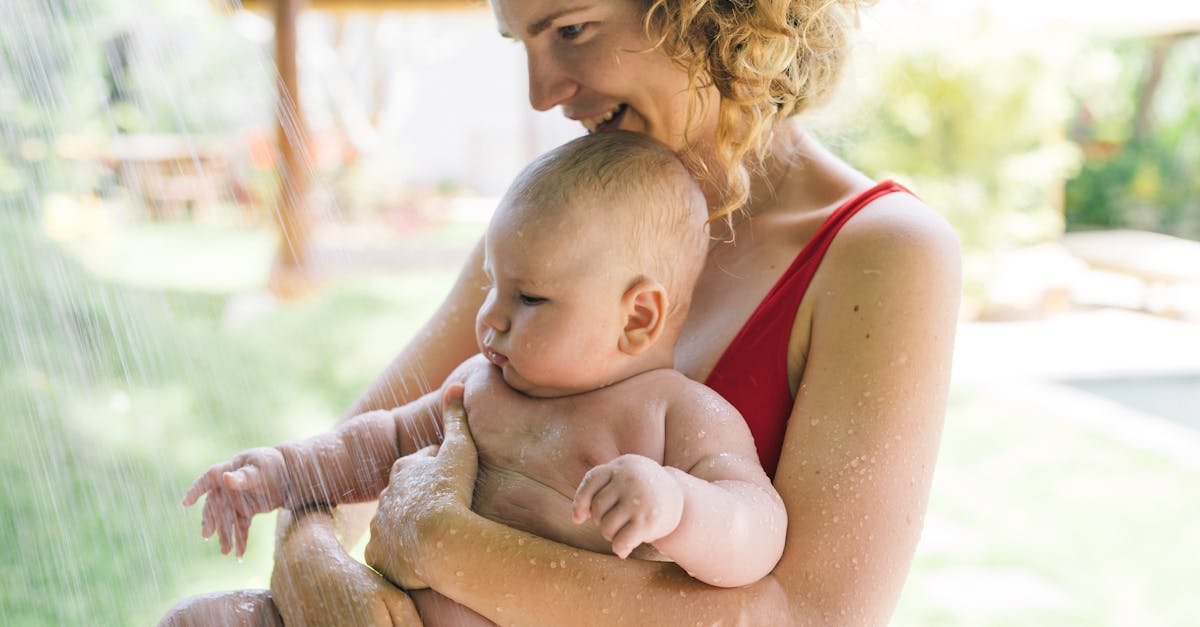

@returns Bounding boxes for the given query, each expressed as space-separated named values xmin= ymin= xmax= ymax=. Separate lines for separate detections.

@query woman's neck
xmin=702 ymin=123 xmax=805 ymax=241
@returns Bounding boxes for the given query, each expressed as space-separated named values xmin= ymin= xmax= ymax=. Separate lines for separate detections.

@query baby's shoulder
xmin=448 ymin=354 xmax=506 ymax=406
xmin=628 ymin=369 xmax=739 ymax=421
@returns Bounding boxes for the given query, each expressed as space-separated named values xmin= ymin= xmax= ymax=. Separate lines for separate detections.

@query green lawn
xmin=2 ymin=215 xmax=1197 ymax=625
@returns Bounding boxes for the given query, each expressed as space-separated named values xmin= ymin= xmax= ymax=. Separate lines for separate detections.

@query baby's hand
xmin=181 ymin=447 xmax=287 ymax=558
xmin=571 ymin=454 xmax=684 ymax=559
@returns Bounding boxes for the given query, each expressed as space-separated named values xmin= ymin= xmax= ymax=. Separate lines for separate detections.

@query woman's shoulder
xmin=825 ymin=185 xmax=961 ymax=279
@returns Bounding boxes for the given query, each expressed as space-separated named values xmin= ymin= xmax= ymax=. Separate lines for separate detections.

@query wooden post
xmin=268 ymin=0 xmax=315 ymax=298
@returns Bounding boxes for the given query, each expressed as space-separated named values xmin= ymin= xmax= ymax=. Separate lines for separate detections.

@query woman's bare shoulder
xmin=816 ymin=189 xmax=961 ymax=296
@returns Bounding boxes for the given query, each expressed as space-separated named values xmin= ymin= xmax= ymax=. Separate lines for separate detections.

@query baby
xmin=183 ymin=131 xmax=786 ymax=624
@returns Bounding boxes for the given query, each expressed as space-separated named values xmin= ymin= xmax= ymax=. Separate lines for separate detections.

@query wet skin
xmin=454 ymin=353 xmax=731 ymax=560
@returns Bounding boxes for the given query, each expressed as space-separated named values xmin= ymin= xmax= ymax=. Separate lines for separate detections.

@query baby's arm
xmin=573 ymin=382 xmax=786 ymax=588
xmin=182 ymin=387 xmax=446 ymax=556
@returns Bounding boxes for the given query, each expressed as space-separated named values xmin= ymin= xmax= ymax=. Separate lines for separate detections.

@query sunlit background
xmin=2 ymin=0 xmax=1199 ymax=624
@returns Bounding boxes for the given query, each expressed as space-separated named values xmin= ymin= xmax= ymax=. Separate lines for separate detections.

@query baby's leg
xmin=410 ymin=589 xmax=493 ymax=627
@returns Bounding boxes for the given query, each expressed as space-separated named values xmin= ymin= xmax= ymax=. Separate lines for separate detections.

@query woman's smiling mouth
xmin=581 ymin=103 xmax=628 ymax=133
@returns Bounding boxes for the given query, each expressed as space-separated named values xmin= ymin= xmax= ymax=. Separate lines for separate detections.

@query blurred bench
xmin=102 ymin=134 xmax=232 ymax=220
xmin=1062 ymin=229 xmax=1200 ymax=317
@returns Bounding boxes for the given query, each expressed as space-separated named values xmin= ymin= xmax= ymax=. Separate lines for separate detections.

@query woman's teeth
xmin=584 ymin=104 xmax=626 ymax=133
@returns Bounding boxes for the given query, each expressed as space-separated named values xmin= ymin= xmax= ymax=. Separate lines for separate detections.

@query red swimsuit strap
xmin=704 ymin=179 xmax=912 ymax=478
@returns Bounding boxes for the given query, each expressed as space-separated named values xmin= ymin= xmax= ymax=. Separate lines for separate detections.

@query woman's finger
xmin=572 ymin=466 xmax=613 ymax=523
xmin=437 ymin=384 xmax=476 ymax=467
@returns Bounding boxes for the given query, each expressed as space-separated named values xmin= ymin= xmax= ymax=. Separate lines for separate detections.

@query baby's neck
xmin=606 ymin=341 xmax=677 ymax=385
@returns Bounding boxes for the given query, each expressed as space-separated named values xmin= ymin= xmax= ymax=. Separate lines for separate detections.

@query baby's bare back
xmin=457 ymin=356 xmax=694 ymax=557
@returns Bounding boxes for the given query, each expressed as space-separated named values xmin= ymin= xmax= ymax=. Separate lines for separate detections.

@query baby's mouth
xmin=583 ymin=103 xmax=628 ymax=134
xmin=484 ymin=348 xmax=508 ymax=367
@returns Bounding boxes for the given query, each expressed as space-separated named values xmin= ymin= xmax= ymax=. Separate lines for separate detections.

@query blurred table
xmin=101 ymin=134 xmax=232 ymax=220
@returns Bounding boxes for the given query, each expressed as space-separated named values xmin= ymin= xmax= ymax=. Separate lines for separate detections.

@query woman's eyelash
xmin=519 ymin=293 xmax=547 ymax=305
xmin=557 ymin=23 xmax=588 ymax=40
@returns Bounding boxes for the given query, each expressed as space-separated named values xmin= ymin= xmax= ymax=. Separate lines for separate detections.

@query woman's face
xmin=491 ymin=0 xmax=719 ymax=151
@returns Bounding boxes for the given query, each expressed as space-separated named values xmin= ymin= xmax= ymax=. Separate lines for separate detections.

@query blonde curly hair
xmin=642 ymin=0 xmax=871 ymax=222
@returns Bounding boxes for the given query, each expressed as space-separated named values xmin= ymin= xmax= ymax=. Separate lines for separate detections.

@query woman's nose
xmin=526 ymin=50 xmax=577 ymax=111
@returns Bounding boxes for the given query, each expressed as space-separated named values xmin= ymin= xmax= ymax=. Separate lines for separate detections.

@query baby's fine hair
xmin=501 ymin=131 xmax=709 ymax=318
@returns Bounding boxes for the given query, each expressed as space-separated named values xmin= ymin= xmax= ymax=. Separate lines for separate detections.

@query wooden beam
xmin=267 ymin=0 xmax=315 ymax=298
xmin=239 ymin=0 xmax=485 ymax=12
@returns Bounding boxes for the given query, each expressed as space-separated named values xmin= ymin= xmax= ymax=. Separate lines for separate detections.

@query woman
xmin=162 ymin=0 xmax=960 ymax=624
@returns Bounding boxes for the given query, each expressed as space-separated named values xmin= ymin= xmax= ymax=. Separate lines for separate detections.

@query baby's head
xmin=477 ymin=131 xmax=708 ymax=398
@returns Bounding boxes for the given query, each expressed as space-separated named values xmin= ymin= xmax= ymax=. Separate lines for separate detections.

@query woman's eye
xmin=557 ymin=23 xmax=587 ymax=40
xmin=518 ymin=293 xmax=547 ymax=306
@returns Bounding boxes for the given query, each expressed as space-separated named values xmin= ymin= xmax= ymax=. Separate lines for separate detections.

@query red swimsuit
xmin=704 ymin=180 xmax=911 ymax=478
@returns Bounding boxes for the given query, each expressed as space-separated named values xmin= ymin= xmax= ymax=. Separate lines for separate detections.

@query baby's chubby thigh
xmin=410 ymin=589 xmax=494 ymax=627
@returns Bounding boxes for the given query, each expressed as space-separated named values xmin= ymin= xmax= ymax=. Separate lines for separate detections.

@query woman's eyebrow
xmin=499 ymin=5 xmax=593 ymax=39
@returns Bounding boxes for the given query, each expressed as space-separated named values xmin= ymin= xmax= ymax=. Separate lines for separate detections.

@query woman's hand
xmin=270 ymin=509 xmax=421 ymax=627
xmin=365 ymin=384 xmax=478 ymax=590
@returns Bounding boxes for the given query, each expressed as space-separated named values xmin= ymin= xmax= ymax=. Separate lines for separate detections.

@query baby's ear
xmin=619 ymin=277 xmax=668 ymax=355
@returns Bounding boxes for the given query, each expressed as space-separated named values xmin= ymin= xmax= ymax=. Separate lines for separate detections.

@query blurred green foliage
xmin=0 ymin=0 xmax=270 ymax=210
xmin=1064 ymin=35 xmax=1200 ymax=237
xmin=0 ymin=213 xmax=457 ymax=624
xmin=832 ymin=48 xmax=1080 ymax=301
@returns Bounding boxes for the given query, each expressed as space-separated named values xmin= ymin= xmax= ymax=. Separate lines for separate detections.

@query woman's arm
xmin=270 ymin=239 xmax=487 ymax=621
xmin=369 ymin=197 xmax=961 ymax=626
xmin=270 ymin=508 xmax=422 ymax=627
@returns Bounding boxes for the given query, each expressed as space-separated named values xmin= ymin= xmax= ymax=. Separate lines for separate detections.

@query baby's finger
xmin=585 ymin=483 xmax=623 ymax=526
xmin=201 ymin=494 xmax=219 ymax=539
xmin=234 ymin=509 xmax=250 ymax=559
xmin=223 ymin=467 xmax=256 ymax=490
xmin=218 ymin=504 xmax=234 ymax=555
xmin=598 ymin=501 xmax=634 ymax=542
xmin=181 ymin=473 xmax=215 ymax=507
xmin=572 ymin=466 xmax=613 ymax=523
xmin=610 ymin=522 xmax=644 ymax=559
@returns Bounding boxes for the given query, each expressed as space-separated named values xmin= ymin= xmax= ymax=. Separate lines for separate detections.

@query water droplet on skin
xmin=517 ymin=538 xmax=525 ymax=545
xmin=436 ymin=541 xmax=444 ymax=549
xmin=456 ymin=571 xmax=464 ymax=577
xmin=529 ymin=558 xmax=537 ymax=565
xmin=697 ymin=430 xmax=706 ymax=439
xmin=601 ymin=608 xmax=610 ymax=615
xmin=680 ymin=590 xmax=687 ymax=597
xmin=849 ymin=458 xmax=860 ymax=468
xmin=810 ymin=418 xmax=820 ymax=426
xmin=450 ymin=528 xmax=458 ymax=535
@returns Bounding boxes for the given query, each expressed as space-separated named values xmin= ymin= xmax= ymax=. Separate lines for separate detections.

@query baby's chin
xmin=499 ymin=364 xmax=589 ymax=399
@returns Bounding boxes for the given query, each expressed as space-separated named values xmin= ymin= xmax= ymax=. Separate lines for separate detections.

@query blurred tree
xmin=831 ymin=48 xmax=1080 ymax=299
xmin=1065 ymin=34 xmax=1200 ymax=237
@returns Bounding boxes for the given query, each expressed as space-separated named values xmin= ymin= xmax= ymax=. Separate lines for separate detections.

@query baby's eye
xmin=557 ymin=23 xmax=588 ymax=40
xmin=518 ymin=293 xmax=548 ymax=306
